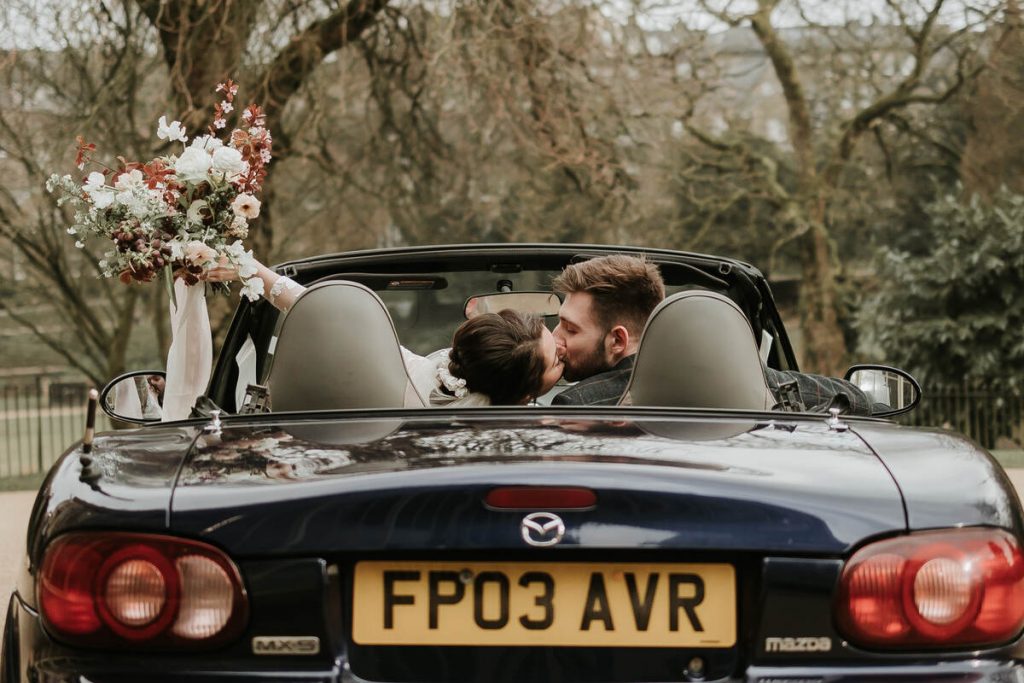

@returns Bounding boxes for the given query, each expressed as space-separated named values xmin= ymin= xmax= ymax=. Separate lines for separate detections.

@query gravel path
xmin=0 ymin=491 xmax=36 ymax=600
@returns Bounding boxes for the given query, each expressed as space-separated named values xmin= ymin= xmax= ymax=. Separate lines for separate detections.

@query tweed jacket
xmin=550 ymin=355 xmax=870 ymax=415
xmin=550 ymin=356 xmax=635 ymax=407
xmin=764 ymin=367 xmax=872 ymax=416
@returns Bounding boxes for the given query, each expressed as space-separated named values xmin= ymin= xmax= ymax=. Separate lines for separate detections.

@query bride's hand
xmin=202 ymin=257 xmax=240 ymax=283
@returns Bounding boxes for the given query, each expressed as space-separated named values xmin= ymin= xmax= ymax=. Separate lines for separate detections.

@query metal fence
xmin=902 ymin=385 xmax=1024 ymax=450
xmin=0 ymin=380 xmax=110 ymax=479
xmin=0 ymin=380 xmax=1021 ymax=480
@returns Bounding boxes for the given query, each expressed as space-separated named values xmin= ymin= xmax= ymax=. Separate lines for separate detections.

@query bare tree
xmin=684 ymin=0 xmax=1002 ymax=373
xmin=0 ymin=0 xmax=389 ymax=383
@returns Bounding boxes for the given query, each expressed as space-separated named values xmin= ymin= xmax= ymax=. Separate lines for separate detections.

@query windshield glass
xmin=375 ymin=270 xmax=560 ymax=354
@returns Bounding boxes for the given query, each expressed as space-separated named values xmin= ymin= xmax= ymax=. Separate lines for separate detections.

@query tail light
xmin=836 ymin=528 xmax=1024 ymax=649
xmin=39 ymin=532 xmax=247 ymax=649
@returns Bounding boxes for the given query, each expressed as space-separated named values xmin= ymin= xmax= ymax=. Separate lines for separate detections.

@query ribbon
xmin=162 ymin=279 xmax=212 ymax=421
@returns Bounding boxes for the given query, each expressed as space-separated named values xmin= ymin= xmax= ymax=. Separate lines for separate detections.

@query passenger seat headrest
xmin=268 ymin=281 xmax=426 ymax=411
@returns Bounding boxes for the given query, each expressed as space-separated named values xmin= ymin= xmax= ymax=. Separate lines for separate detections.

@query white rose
xmin=190 ymin=134 xmax=223 ymax=153
xmin=231 ymin=193 xmax=261 ymax=219
xmin=174 ymin=147 xmax=212 ymax=183
xmin=211 ymin=146 xmax=246 ymax=178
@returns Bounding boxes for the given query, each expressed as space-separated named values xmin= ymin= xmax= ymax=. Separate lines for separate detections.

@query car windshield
xmin=374 ymin=269 xmax=561 ymax=355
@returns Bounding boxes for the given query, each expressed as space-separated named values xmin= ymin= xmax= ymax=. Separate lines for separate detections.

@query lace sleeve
xmin=267 ymin=276 xmax=304 ymax=312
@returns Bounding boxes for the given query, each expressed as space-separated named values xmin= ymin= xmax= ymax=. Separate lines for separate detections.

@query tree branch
xmin=255 ymin=0 xmax=391 ymax=135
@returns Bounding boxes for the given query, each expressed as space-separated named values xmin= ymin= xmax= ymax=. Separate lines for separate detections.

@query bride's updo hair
xmin=449 ymin=310 xmax=547 ymax=405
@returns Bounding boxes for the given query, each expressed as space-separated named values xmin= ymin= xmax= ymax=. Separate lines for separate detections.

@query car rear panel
xmin=17 ymin=414 xmax=1024 ymax=681
xmin=155 ymin=415 xmax=909 ymax=681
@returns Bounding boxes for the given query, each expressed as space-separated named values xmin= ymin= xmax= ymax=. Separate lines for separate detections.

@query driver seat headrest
xmin=621 ymin=290 xmax=774 ymax=410
xmin=268 ymin=281 xmax=426 ymax=411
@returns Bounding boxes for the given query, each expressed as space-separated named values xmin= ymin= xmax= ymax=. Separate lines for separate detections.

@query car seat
xmin=268 ymin=281 xmax=427 ymax=410
xmin=621 ymin=290 xmax=774 ymax=410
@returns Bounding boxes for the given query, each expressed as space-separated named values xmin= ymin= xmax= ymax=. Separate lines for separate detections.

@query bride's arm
xmin=205 ymin=260 xmax=305 ymax=312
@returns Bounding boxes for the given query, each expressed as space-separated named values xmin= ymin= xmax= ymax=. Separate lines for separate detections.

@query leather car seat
xmin=621 ymin=290 xmax=774 ymax=410
xmin=268 ymin=281 xmax=427 ymax=410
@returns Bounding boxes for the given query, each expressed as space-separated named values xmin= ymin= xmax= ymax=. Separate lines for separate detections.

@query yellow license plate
xmin=352 ymin=561 xmax=735 ymax=647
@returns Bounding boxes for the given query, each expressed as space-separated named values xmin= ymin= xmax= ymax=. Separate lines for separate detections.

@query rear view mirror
xmin=99 ymin=371 xmax=167 ymax=424
xmin=844 ymin=364 xmax=921 ymax=417
xmin=464 ymin=292 xmax=561 ymax=319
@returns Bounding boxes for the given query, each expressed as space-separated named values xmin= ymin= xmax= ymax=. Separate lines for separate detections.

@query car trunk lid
xmin=169 ymin=414 xmax=905 ymax=556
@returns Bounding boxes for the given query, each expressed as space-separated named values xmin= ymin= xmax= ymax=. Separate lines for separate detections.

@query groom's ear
xmin=607 ymin=325 xmax=630 ymax=356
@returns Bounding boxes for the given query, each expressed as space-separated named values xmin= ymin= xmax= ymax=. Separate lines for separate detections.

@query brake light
xmin=836 ymin=528 xmax=1024 ymax=648
xmin=485 ymin=486 xmax=597 ymax=510
xmin=39 ymin=532 xmax=247 ymax=649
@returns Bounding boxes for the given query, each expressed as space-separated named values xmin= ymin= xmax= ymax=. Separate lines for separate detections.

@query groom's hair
xmin=552 ymin=254 xmax=665 ymax=338
xmin=450 ymin=310 xmax=546 ymax=405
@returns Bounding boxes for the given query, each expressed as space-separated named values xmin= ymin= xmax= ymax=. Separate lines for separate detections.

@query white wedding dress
xmin=401 ymin=347 xmax=491 ymax=408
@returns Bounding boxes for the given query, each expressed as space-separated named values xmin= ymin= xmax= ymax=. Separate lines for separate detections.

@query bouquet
xmin=47 ymin=80 xmax=270 ymax=303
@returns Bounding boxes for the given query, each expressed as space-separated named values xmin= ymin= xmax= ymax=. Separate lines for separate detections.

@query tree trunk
xmin=137 ymin=0 xmax=261 ymax=133
xmin=797 ymin=221 xmax=847 ymax=375
xmin=750 ymin=4 xmax=848 ymax=375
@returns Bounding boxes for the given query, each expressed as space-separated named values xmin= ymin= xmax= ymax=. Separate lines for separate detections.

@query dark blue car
xmin=3 ymin=244 xmax=1021 ymax=682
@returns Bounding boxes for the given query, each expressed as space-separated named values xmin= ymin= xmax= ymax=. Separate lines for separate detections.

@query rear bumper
xmin=9 ymin=593 xmax=1024 ymax=683
xmin=25 ymin=662 xmax=1024 ymax=683
xmin=744 ymin=662 xmax=1024 ymax=682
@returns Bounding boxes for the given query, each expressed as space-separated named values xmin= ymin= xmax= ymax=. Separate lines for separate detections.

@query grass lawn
xmin=0 ymin=472 xmax=44 ymax=492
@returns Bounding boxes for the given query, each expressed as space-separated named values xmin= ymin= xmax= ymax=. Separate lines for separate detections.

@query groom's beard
xmin=563 ymin=335 xmax=612 ymax=382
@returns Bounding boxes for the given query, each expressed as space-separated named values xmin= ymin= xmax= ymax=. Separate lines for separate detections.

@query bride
xmin=206 ymin=259 xmax=564 ymax=406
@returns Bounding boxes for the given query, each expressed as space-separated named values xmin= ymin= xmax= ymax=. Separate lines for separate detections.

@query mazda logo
xmin=521 ymin=512 xmax=565 ymax=547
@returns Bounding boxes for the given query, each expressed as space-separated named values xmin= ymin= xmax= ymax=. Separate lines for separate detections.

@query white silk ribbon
xmin=162 ymin=279 xmax=212 ymax=421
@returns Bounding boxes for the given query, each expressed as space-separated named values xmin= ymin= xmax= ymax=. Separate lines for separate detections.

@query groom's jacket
xmin=551 ymin=355 xmax=871 ymax=415
xmin=551 ymin=356 xmax=635 ymax=407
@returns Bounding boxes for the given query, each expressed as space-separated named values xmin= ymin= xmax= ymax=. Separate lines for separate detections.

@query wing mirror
xmin=98 ymin=371 xmax=166 ymax=424
xmin=464 ymin=292 xmax=561 ymax=319
xmin=843 ymin=364 xmax=921 ymax=417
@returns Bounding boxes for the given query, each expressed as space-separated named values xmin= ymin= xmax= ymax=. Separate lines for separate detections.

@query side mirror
xmin=843 ymin=364 xmax=921 ymax=417
xmin=99 ymin=371 xmax=167 ymax=424
xmin=464 ymin=292 xmax=561 ymax=319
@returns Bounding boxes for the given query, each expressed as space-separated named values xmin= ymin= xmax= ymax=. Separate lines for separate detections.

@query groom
xmin=549 ymin=254 xmax=871 ymax=413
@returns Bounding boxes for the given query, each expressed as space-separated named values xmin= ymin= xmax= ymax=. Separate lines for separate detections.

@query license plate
xmin=351 ymin=561 xmax=735 ymax=647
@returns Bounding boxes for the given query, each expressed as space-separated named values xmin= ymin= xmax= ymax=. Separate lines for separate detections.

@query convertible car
xmin=3 ymin=243 xmax=1021 ymax=683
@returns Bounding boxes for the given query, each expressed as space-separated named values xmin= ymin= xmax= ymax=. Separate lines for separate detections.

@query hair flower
xmin=436 ymin=349 xmax=469 ymax=398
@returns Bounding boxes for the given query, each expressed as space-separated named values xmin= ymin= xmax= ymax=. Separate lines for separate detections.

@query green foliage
xmin=857 ymin=188 xmax=1024 ymax=393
